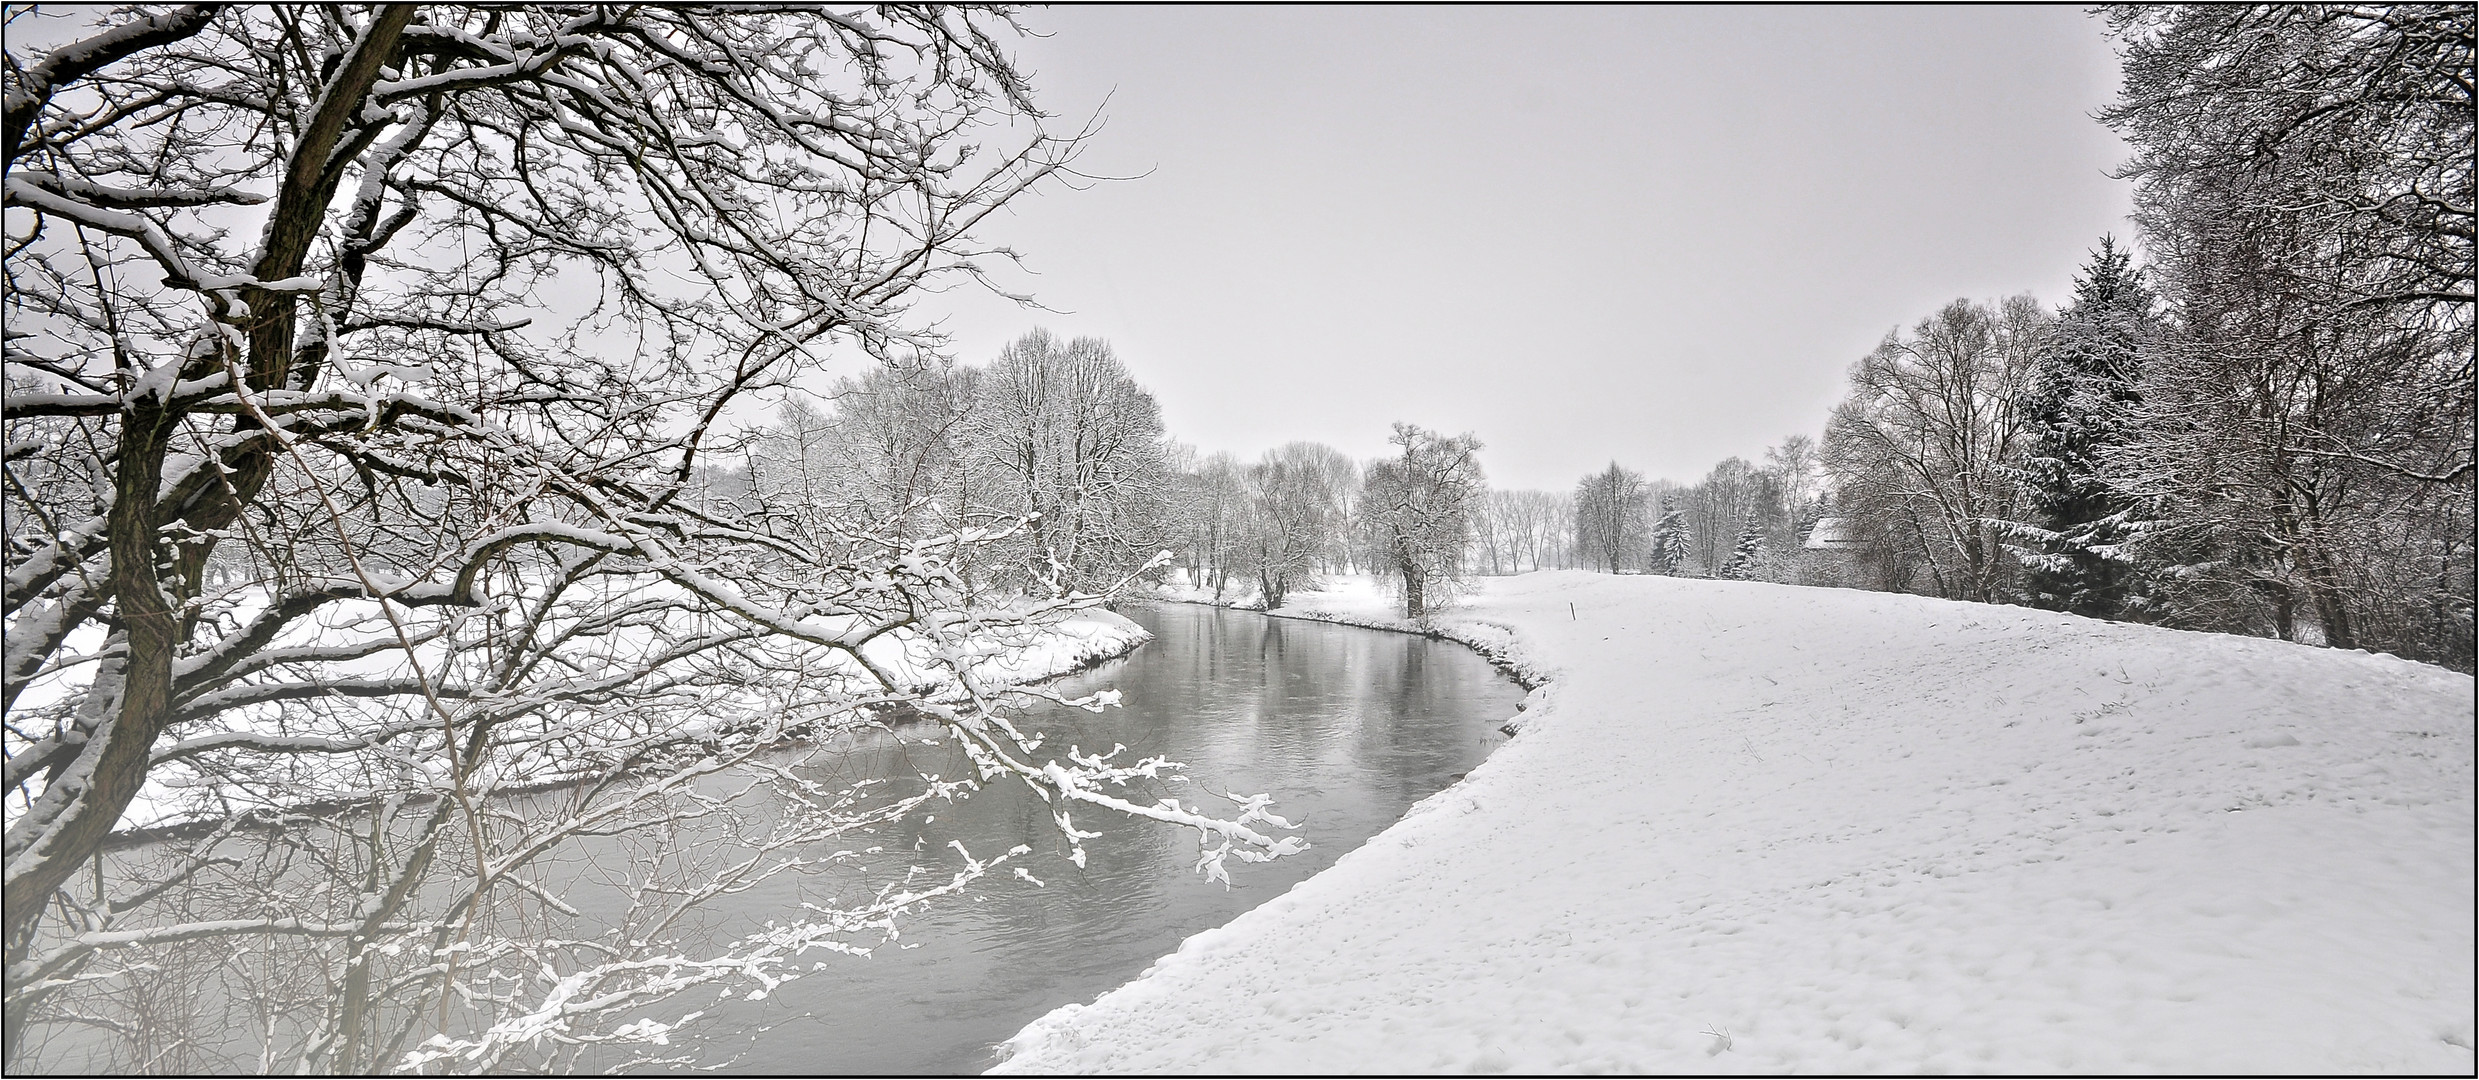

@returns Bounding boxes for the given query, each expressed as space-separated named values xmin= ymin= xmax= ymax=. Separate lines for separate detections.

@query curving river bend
xmin=689 ymin=601 xmax=1525 ymax=1074
xmin=23 ymin=602 xmax=1521 ymax=1075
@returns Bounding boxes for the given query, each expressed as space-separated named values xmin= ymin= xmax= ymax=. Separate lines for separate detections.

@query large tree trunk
xmin=2301 ymin=544 xmax=2357 ymax=650
xmin=1398 ymin=534 xmax=1427 ymax=622
xmin=3 ymin=405 xmax=175 ymax=1037
xmin=2259 ymin=579 xmax=2298 ymax=641
xmin=4 ymin=3 xmax=418 ymax=1021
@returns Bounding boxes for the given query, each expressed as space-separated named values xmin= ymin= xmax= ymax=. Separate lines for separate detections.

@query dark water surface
xmin=689 ymin=602 xmax=1523 ymax=1074
xmin=25 ymin=604 xmax=1518 ymax=1075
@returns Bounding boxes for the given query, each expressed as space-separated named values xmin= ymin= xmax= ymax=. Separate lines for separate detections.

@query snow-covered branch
xmin=1 ymin=8 xmax=1305 ymax=1072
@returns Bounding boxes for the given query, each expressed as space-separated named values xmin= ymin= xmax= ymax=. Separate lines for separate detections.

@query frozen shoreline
xmin=1131 ymin=587 xmax=1548 ymax=728
xmin=996 ymin=571 xmax=2476 ymax=1074
xmin=100 ymin=608 xmax=1156 ymax=840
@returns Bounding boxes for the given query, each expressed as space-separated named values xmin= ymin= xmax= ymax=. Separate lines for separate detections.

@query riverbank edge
xmin=986 ymin=582 xmax=1569 ymax=1072
xmin=99 ymin=608 xmax=1158 ymax=848
xmin=1126 ymin=585 xmax=1557 ymax=735
xmin=997 ymin=574 xmax=2478 ymax=1075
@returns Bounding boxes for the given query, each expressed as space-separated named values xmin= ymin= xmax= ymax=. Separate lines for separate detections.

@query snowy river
xmin=637 ymin=601 xmax=1524 ymax=1073
xmin=25 ymin=603 xmax=1519 ymax=1075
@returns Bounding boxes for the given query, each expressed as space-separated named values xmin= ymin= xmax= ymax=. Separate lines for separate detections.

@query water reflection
xmin=681 ymin=602 xmax=1522 ymax=1074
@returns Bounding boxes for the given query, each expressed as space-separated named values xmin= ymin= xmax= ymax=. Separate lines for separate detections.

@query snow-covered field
xmin=994 ymin=571 xmax=2475 ymax=1074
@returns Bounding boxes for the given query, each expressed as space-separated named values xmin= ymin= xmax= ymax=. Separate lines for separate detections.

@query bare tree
xmin=1682 ymin=457 xmax=1768 ymax=576
xmin=972 ymin=331 xmax=1178 ymax=597
xmin=813 ymin=360 xmax=987 ymax=543
xmin=1359 ymin=424 xmax=1485 ymax=622
xmin=1764 ymin=435 xmax=1823 ymax=531
xmin=1571 ymin=462 xmax=1650 ymax=574
xmin=1308 ymin=447 xmax=1364 ymax=575
xmin=1472 ymin=489 xmax=1510 ymax=575
xmin=1822 ymin=297 xmax=2054 ymax=603
xmin=1524 ymin=490 xmax=1573 ymax=572
xmin=1478 ymin=489 xmax=1565 ymax=574
xmin=2101 ymin=4 xmax=2474 ymax=665
xmin=3 ymin=7 xmax=1297 ymax=1069
xmin=1181 ymin=451 xmax=1248 ymax=598
xmin=1239 ymin=442 xmax=1352 ymax=609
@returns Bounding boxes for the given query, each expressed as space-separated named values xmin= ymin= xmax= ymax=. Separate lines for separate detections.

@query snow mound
xmin=993 ymin=571 xmax=2475 ymax=1075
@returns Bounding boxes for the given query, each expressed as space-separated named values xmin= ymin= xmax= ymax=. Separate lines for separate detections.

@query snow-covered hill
xmin=994 ymin=571 xmax=2475 ymax=1074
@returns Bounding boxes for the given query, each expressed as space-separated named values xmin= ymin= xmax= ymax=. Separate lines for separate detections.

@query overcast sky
xmin=909 ymin=6 xmax=2136 ymax=491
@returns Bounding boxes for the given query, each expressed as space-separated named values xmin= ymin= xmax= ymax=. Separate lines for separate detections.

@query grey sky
xmin=912 ymin=6 xmax=2135 ymax=490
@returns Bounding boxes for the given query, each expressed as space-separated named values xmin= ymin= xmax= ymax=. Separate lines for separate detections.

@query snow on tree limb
xmin=3 ymin=6 xmax=1295 ymax=1071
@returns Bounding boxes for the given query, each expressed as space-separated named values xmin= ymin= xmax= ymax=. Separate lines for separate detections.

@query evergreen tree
xmin=1720 ymin=517 xmax=1766 ymax=580
xmin=2014 ymin=236 xmax=2156 ymax=618
xmin=2098 ymin=6 xmax=2472 ymax=666
xmin=1646 ymin=510 xmax=1692 ymax=575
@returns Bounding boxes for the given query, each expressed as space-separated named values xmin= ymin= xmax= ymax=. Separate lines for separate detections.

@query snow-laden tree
xmin=2010 ymin=237 xmax=2157 ymax=620
xmin=1681 ymin=457 xmax=1775 ymax=575
xmin=1238 ymin=442 xmax=1352 ymax=610
xmin=1171 ymin=449 xmax=1248 ymax=599
xmin=1571 ymin=462 xmax=1650 ymax=574
xmin=1719 ymin=516 xmax=1767 ymax=581
xmin=1475 ymin=489 xmax=1565 ymax=575
xmin=1646 ymin=509 xmax=1691 ymax=577
xmin=1763 ymin=435 xmax=1823 ymax=534
xmin=2 ymin=7 xmax=1299 ymax=1069
xmin=973 ymin=330 xmax=1178 ymax=597
xmin=1822 ymin=296 xmax=2055 ymax=603
xmin=1359 ymin=424 xmax=1485 ymax=622
xmin=2100 ymin=4 xmax=2473 ymax=665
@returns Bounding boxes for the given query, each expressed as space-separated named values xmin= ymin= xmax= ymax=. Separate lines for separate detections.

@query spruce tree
xmin=2015 ymin=236 xmax=2156 ymax=618
xmin=1646 ymin=509 xmax=1691 ymax=575
xmin=1720 ymin=518 xmax=1766 ymax=580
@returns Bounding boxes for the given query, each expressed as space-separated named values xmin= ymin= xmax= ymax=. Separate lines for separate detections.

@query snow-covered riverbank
xmin=995 ymin=572 xmax=2476 ymax=1074
xmin=941 ymin=606 xmax=1156 ymax=689
xmin=106 ymin=608 xmax=1154 ymax=835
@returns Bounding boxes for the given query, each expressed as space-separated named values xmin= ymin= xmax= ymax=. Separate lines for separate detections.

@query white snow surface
xmin=994 ymin=571 xmax=2476 ymax=1074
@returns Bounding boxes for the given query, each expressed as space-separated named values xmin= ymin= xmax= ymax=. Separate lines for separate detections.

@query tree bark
xmin=1399 ymin=537 xmax=1426 ymax=622
xmin=3 ymin=0 xmax=417 ymax=996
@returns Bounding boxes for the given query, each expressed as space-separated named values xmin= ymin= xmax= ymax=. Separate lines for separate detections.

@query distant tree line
xmin=1752 ymin=6 xmax=2475 ymax=672
xmin=739 ymin=330 xmax=1491 ymax=623
xmin=751 ymin=6 xmax=2470 ymax=666
xmin=1495 ymin=6 xmax=2472 ymax=673
xmin=737 ymin=329 xmax=1181 ymax=599
xmin=1474 ymin=435 xmax=1823 ymax=587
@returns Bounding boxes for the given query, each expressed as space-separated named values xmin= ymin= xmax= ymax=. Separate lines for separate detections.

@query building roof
xmin=1804 ymin=516 xmax=1868 ymax=550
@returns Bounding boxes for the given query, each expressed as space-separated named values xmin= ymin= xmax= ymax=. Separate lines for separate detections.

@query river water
xmin=21 ymin=603 xmax=1520 ymax=1075
xmin=689 ymin=601 xmax=1524 ymax=1074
